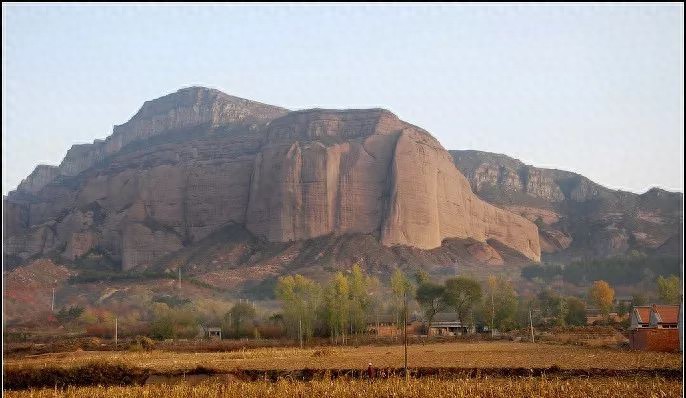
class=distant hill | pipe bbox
[450,150,683,262]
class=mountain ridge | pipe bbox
[450,149,682,261]
[4,87,541,274]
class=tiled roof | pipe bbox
[633,306,651,324]
[652,305,680,324]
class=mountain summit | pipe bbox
[4,87,540,273]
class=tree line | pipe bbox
[47,263,681,342]
[521,252,680,286]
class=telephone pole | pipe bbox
[529,307,535,343]
[298,318,303,349]
[114,317,118,347]
[51,288,55,312]
[491,291,495,337]
[403,289,408,382]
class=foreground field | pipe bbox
[5,341,681,373]
[5,377,682,398]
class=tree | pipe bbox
[485,276,519,331]
[564,297,587,326]
[657,275,681,304]
[588,280,615,318]
[347,264,374,335]
[443,277,482,327]
[631,293,647,307]
[390,269,412,330]
[224,301,256,338]
[55,305,84,325]
[414,270,430,285]
[275,274,322,342]
[616,301,629,317]
[323,272,350,343]
[416,282,445,333]
[149,302,199,340]
[537,289,565,326]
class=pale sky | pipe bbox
[2,4,684,195]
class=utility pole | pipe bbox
[529,307,535,343]
[491,291,495,337]
[51,288,55,312]
[114,317,118,347]
[178,266,181,287]
[299,317,303,349]
[403,289,408,382]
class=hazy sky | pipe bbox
[2,4,684,195]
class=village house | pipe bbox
[629,304,681,352]
[585,308,626,324]
[367,314,423,337]
[427,313,476,336]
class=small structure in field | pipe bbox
[206,327,222,340]
[198,325,222,340]
[629,304,680,352]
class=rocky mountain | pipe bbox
[3,87,541,278]
[450,150,683,261]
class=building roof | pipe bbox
[652,304,680,324]
[633,306,652,324]
[430,321,464,328]
[433,312,461,322]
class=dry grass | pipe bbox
[4,341,681,373]
[4,377,682,398]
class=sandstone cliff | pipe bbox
[3,87,541,272]
[450,150,683,260]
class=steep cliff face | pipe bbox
[450,150,683,260]
[382,129,539,260]
[3,88,541,272]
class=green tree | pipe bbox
[485,276,519,331]
[657,275,681,304]
[390,269,412,330]
[537,289,565,326]
[443,277,482,327]
[55,305,85,325]
[616,301,629,317]
[416,281,446,333]
[224,301,256,338]
[323,272,350,343]
[347,264,374,335]
[275,274,322,342]
[149,302,199,340]
[564,297,587,326]
[631,293,647,307]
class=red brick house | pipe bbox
[629,304,681,352]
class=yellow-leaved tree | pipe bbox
[588,280,615,319]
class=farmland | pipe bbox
[4,340,682,397]
[4,341,681,373]
[4,377,682,398]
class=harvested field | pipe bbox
[4,377,682,398]
[5,341,680,373]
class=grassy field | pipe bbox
[5,341,681,372]
[4,377,682,398]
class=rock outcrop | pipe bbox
[450,150,683,260]
[4,87,541,271]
